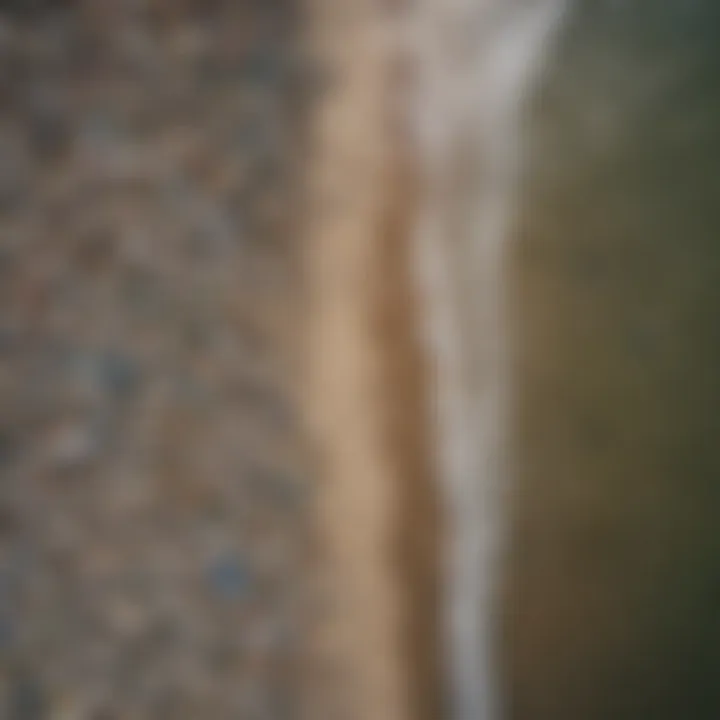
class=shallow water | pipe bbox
[412,1,720,718]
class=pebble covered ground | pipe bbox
[0,1,310,717]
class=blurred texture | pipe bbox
[4,1,720,719]
[0,1,310,717]
[505,3,720,718]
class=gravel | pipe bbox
[0,1,310,717]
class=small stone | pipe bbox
[45,421,98,471]
[52,695,93,720]
[107,599,147,638]
[0,138,30,212]
[0,432,17,468]
[97,351,141,398]
[23,88,73,160]
[0,613,15,652]
[8,672,45,720]
[206,554,251,601]
[0,327,19,354]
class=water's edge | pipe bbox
[410,4,569,718]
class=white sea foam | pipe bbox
[410,3,569,718]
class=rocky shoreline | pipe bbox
[0,2,310,717]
